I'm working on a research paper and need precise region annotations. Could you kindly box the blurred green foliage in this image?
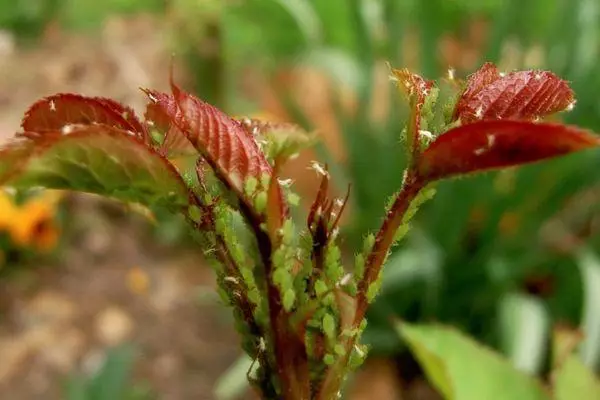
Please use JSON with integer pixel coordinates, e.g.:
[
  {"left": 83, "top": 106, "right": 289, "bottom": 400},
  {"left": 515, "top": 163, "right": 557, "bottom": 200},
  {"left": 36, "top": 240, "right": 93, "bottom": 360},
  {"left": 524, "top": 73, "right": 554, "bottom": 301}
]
[
  {"left": 0, "top": 0, "right": 164, "bottom": 42},
  {"left": 64, "top": 344, "right": 154, "bottom": 400},
  {"left": 0, "top": 0, "right": 61, "bottom": 40}
]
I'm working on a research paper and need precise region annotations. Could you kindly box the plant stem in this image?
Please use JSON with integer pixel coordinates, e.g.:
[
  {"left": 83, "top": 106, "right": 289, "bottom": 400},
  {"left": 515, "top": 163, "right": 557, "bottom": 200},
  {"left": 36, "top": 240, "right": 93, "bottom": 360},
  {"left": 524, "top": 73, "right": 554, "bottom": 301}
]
[
  {"left": 316, "top": 172, "right": 424, "bottom": 400},
  {"left": 355, "top": 172, "right": 424, "bottom": 322}
]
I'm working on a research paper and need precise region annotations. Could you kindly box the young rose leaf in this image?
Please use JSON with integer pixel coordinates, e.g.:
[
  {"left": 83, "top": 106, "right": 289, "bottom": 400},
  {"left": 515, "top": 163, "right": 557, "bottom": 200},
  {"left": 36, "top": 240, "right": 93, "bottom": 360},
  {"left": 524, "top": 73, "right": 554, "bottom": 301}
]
[
  {"left": 417, "top": 120, "right": 599, "bottom": 182},
  {"left": 238, "top": 117, "right": 315, "bottom": 163},
  {"left": 0, "top": 124, "right": 189, "bottom": 209},
  {"left": 391, "top": 67, "right": 435, "bottom": 162},
  {"left": 142, "top": 89, "right": 197, "bottom": 158},
  {"left": 452, "top": 62, "right": 501, "bottom": 121},
  {"left": 143, "top": 89, "right": 175, "bottom": 134},
  {"left": 454, "top": 66, "right": 574, "bottom": 124},
  {"left": 147, "top": 82, "right": 286, "bottom": 220},
  {"left": 22, "top": 94, "right": 147, "bottom": 140}
]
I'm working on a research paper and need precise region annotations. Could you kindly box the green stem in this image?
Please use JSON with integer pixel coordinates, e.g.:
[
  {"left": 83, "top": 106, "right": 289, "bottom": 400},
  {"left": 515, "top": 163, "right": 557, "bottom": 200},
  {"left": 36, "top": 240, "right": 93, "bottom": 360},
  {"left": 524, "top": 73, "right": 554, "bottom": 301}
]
[{"left": 356, "top": 172, "right": 424, "bottom": 322}]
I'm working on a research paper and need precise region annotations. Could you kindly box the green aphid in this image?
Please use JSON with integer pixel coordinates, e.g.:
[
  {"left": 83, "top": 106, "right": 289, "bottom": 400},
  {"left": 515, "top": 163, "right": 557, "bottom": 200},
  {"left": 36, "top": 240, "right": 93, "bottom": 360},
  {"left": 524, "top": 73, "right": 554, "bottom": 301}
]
[
  {"left": 322, "top": 313, "right": 336, "bottom": 340},
  {"left": 272, "top": 268, "right": 292, "bottom": 291},
  {"left": 348, "top": 344, "right": 368, "bottom": 370},
  {"left": 287, "top": 192, "right": 300, "bottom": 206},
  {"left": 188, "top": 205, "right": 203, "bottom": 223},
  {"left": 282, "top": 289, "right": 296, "bottom": 311},
  {"left": 334, "top": 343, "right": 346, "bottom": 357},
  {"left": 366, "top": 276, "right": 382, "bottom": 303},
  {"left": 323, "top": 353, "right": 335, "bottom": 365},
  {"left": 354, "top": 253, "right": 365, "bottom": 280},
  {"left": 254, "top": 191, "right": 267, "bottom": 213},
  {"left": 314, "top": 279, "right": 328, "bottom": 297},
  {"left": 244, "top": 177, "right": 258, "bottom": 197}
]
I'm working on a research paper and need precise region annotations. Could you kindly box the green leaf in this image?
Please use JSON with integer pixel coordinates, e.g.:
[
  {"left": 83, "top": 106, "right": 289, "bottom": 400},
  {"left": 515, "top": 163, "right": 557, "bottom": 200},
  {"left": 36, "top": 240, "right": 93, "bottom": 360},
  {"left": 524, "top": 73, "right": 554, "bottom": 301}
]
[
  {"left": 272, "top": 0, "right": 321, "bottom": 45},
  {"left": 0, "top": 125, "right": 189, "bottom": 210},
  {"left": 299, "top": 48, "right": 363, "bottom": 91},
  {"left": 553, "top": 354, "right": 600, "bottom": 400},
  {"left": 397, "top": 322, "right": 550, "bottom": 400},
  {"left": 63, "top": 373, "right": 89, "bottom": 400},
  {"left": 89, "top": 344, "right": 138, "bottom": 400},
  {"left": 214, "top": 354, "right": 253, "bottom": 400}
]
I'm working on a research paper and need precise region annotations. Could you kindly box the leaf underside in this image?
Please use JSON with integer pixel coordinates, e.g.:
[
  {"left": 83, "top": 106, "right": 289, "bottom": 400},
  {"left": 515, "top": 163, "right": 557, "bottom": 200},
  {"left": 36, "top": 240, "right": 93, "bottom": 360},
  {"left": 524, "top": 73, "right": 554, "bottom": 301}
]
[
  {"left": 0, "top": 125, "right": 189, "bottom": 209},
  {"left": 417, "top": 120, "right": 599, "bottom": 181}
]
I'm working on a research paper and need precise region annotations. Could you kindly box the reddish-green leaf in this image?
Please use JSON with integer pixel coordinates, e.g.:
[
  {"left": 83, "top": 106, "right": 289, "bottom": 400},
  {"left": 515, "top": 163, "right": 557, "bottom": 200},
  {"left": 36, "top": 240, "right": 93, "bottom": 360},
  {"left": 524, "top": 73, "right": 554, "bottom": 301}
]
[
  {"left": 21, "top": 94, "right": 147, "bottom": 139},
  {"left": 173, "top": 84, "right": 272, "bottom": 182},
  {"left": 146, "top": 82, "right": 285, "bottom": 219},
  {"left": 142, "top": 89, "right": 196, "bottom": 158},
  {"left": 454, "top": 65, "right": 574, "bottom": 124},
  {"left": 417, "top": 120, "right": 599, "bottom": 181},
  {"left": 0, "top": 124, "right": 189, "bottom": 209}
]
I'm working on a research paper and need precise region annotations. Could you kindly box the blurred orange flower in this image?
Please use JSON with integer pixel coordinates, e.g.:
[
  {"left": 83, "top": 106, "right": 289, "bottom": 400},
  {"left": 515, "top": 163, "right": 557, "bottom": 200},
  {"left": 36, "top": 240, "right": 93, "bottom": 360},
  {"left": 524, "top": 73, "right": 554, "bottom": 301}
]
[{"left": 7, "top": 190, "right": 63, "bottom": 252}]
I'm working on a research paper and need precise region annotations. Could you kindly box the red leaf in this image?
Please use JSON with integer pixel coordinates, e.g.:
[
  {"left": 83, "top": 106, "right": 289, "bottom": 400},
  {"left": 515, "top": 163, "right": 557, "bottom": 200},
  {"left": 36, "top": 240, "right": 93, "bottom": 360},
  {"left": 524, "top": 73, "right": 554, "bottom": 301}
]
[
  {"left": 146, "top": 81, "right": 286, "bottom": 218},
  {"left": 142, "top": 89, "right": 198, "bottom": 158},
  {"left": 454, "top": 66, "right": 574, "bottom": 123},
  {"left": 21, "top": 94, "right": 147, "bottom": 139},
  {"left": 452, "top": 62, "right": 501, "bottom": 120},
  {"left": 417, "top": 120, "right": 599, "bottom": 181}
]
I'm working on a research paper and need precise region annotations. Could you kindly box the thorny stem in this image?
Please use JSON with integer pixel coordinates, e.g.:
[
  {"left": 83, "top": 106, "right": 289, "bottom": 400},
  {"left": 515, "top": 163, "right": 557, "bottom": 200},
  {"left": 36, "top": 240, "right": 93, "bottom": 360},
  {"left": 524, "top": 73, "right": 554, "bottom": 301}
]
[
  {"left": 316, "top": 171, "right": 425, "bottom": 400},
  {"left": 355, "top": 171, "right": 424, "bottom": 322}
]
